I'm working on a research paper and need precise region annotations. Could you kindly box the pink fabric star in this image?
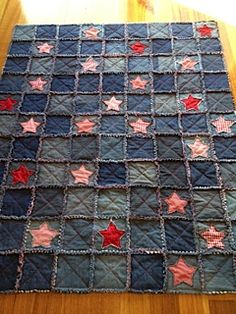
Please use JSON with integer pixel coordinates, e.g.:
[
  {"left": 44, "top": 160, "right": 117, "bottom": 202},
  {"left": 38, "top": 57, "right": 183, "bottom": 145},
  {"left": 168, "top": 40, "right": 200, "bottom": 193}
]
[
  {"left": 200, "top": 225, "right": 225, "bottom": 249},
  {"left": 211, "top": 116, "right": 235, "bottom": 133},
  {"left": 103, "top": 96, "right": 123, "bottom": 111},
  {"left": 71, "top": 165, "right": 93, "bottom": 184},
  {"left": 75, "top": 119, "right": 95, "bottom": 133},
  {"left": 81, "top": 57, "right": 99, "bottom": 72},
  {"left": 169, "top": 257, "right": 196, "bottom": 286},
  {"left": 29, "top": 77, "right": 47, "bottom": 91},
  {"left": 130, "top": 75, "right": 148, "bottom": 90},
  {"left": 164, "top": 192, "right": 188, "bottom": 214},
  {"left": 188, "top": 138, "right": 209, "bottom": 158},
  {"left": 37, "top": 42, "right": 54, "bottom": 53},
  {"left": 20, "top": 117, "right": 41, "bottom": 133},
  {"left": 84, "top": 26, "right": 100, "bottom": 39},
  {"left": 178, "top": 57, "right": 198, "bottom": 70},
  {"left": 29, "top": 222, "right": 59, "bottom": 247},
  {"left": 129, "top": 118, "right": 150, "bottom": 134}
]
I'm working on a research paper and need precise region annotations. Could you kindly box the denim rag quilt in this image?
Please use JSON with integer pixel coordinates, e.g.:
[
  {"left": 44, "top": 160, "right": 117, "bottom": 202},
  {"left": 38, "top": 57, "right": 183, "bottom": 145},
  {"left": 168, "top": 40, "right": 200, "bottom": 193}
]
[{"left": 0, "top": 21, "right": 236, "bottom": 294}]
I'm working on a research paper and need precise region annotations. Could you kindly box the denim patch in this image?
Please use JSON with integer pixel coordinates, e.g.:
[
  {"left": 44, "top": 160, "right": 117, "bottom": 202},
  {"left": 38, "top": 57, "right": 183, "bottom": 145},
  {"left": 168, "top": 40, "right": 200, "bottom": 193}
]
[
  {"left": 160, "top": 161, "right": 187, "bottom": 187},
  {"left": 20, "top": 94, "right": 48, "bottom": 112},
  {"left": 152, "top": 39, "right": 172, "bottom": 53},
  {"left": 190, "top": 161, "right": 218, "bottom": 187},
  {"left": 204, "top": 74, "right": 229, "bottom": 90},
  {"left": 149, "top": 23, "right": 170, "bottom": 38},
  {"left": 156, "top": 135, "right": 183, "bottom": 159},
  {"left": 0, "top": 74, "right": 25, "bottom": 92},
  {"left": 100, "top": 136, "right": 124, "bottom": 160},
  {"left": 177, "top": 74, "right": 202, "bottom": 92},
  {"left": 128, "top": 57, "right": 151, "bottom": 72},
  {"left": 97, "top": 188, "right": 127, "bottom": 216},
  {"left": 44, "top": 116, "right": 71, "bottom": 135},
  {"left": 36, "top": 25, "right": 57, "bottom": 39},
  {"left": 130, "top": 187, "right": 159, "bottom": 216},
  {"left": 206, "top": 92, "right": 234, "bottom": 113},
  {"left": 199, "top": 39, "right": 221, "bottom": 53},
  {"left": 214, "top": 137, "right": 236, "bottom": 159},
  {"left": 0, "top": 137, "right": 12, "bottom": 158},
  {"left": 104, "top": 57, "right": 126, "bottom": 73},
  {"left": 75, "top": 94, "right": 99, "bottom": 113},
  {"left": 155, "top": 116, "right": 179, "bottom": 134},
  {"left": 181, "top": 114, "right": 208, "bottom": 133},
  {"left": 173, "top": 39, "right": 197, "bottom": 54},
  {"left": 100, "top": 116, "right": 125, "bottom": 134},
  {"left": 0, "top": 254, "right": 18, "bottom": 291},
  {"left": 78, "top": 74, "right": 100, "bottom": 92},
  {"left": 9, "top": 42, "right": 32, "bottom": 56},
  {"left": 105, "top": 41, "right": 126, "bottom": 54},
  {"left": 51, "top": 75, "right": 75, "bottom": 92},
  {"left": 171, "top": 23, "right": 193, "bottom": 38},
  {"left": 13, "top": 25, "right": 35, "bottom": 41},
  {"left": 81, "top": 41, "right": 102, "bottom": 55},
  {"left": 65, "top": 187, "right": 95, "bottom": 216},
  {"left": 153, "top": 74, "right": 175, "bottom": 91},
  {"left": 127, "top": 23, "right": 147, "bottom": 38},
  {"left": 1, "top": 189, "right": 32, "bottom": 216},
  {"left": 58, "top": 25, "right": 80, "bottom": 39},
  {"left": 12, "top": 136, "right": 39, "bottom": 160},
  {"left": 128, "top": 162, "right": 158, "bottom": 186},
  {"left": 131, "top": 254, "right": 164, "bottom": 290},
  {"left": 4, "top": 57, "right": 29, "bottom": 73},
  {"left": 71, "top": 136, "right": 98, "bottom": 161},
  {"left": 127, "top": 95, "right": 151, "bottom": 112},
  {"left": 201, "top": 54, "right": 225, "bottom": 72},
  {"left": 0, "top": 220, "right": 25, "bottom": 250},
  {"left": 40, "top": 137, "right": 70, "bottom": 160},
  {"left": 30, "top": 57, "right": 54, "bottom": 74},
  {"left": 103, "top": 74, "right": 124, "bottom": 92},
  {"left": 127, "top": 137, "right": 154, "bottom": 159},
  {"left": 104, "top": 24, "right": 125, "bottom": 39},
  {"left": 54, "top": 57, "right": 77, "bottom": 74},
  {"left": 98, "top": 163, "right": 126, "bottom": 185},
  {"left": 57, "top": 40, "right": 78, "bottom": 55}
]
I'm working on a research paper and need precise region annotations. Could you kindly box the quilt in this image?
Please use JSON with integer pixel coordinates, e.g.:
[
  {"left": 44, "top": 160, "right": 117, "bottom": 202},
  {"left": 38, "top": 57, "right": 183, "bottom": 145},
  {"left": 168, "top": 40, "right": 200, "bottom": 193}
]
[{"left": 0, "top": 22, "right": 236, "bottom": 294}]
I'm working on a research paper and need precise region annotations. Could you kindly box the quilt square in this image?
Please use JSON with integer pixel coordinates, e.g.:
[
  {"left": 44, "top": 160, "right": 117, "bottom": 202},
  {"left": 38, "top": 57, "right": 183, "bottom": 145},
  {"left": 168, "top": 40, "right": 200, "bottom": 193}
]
[
  {"left": 0, "top": 22, "right": 235, "bottom": 294},
  {"left": 56, "top": 254, "right": 91, "bottom": 290},
  {"left": 131, "top": 254, "right": 164, "bottom": 291}
]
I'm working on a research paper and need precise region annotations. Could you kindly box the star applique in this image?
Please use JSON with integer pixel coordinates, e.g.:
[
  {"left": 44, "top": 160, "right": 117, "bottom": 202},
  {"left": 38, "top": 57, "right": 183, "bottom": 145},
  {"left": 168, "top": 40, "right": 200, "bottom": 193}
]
[
  {"left": 98, "top": 221, "right": 125, "bottom": 249},
  {"left": 164, "top": 192, "right": 188, "bottom": 214},
  {"left": 197, "top": 24, "right": 214, "bottom": 37},
  {"left": 81, "top": 57, "right": 99, "bottom": 72},
  {"left": 84, "top": 26, "right": 100, "bottom": 39},
  {"left": 188, "top": 137, "right": 209, "bottom": 158},
  {"left": 103, "top": 96, "right": 123, "bottom": 111},
  {"left": 11, "top": 165, "right": 34, "bottom": 185},
  {"left": 0, "top": 97, "right": 17, "bottom": 111},
  {"left": 71, "top": 165, "right": 93, "bottom": 184},
  {"left": 211, "top": 116, "right": 235, "bottom": 133},
  {"left": 181, "top": 95, "right": 202, "bottom": 111},
  {"left": 130, "top": 75, "right": 148, "bottom": 90},
  {"left": 129, "top": 118, "right": 150, "bottom": 134},
  {"left": 29, "top": 77, "right": 47, "bottom": 91},
  {"left": 178, "top": 57, "right": 198, "bottom": 71},
  {"left": 75, "top": 118, "right": 96, "bottom": 133},
  {"left": 29, "top": 222, "right": 59, "bottom": 247},
  {"left": 37, "top": 42, "right": 54, "bottom": 53},
  {"left": 130, "top": 41, "right": 148, "bottom": 54},
  {"left": 200, "top": 225, "right": 225, "bottom": 249},
  {"left": 169, "top": 257, "right": 197, "bottom": 286},
  {"left": 20, "top": 117, "right": 41, "bottom": 133}
]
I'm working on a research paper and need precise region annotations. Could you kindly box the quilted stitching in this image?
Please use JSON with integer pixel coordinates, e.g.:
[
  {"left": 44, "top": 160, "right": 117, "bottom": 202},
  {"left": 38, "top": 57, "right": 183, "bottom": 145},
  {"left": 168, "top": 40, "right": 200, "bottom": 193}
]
[{"left": 0, "top": 22, "right": 235, "bottom": 294}]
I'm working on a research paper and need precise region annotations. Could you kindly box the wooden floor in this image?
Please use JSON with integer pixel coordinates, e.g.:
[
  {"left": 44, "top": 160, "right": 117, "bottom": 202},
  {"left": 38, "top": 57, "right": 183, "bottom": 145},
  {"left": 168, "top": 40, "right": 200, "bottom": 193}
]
[{"left": 0, "top": 0, "right": 236, "bottom": 313}]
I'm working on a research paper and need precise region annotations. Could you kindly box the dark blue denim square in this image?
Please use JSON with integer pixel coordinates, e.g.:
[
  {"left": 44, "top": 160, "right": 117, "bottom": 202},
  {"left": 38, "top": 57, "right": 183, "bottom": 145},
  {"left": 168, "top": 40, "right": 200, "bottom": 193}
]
[
  {"left": 54, "top": 57, "right": 77, "bottom": 74},
  {"left": 153, "top": 74, "right": 175, "bottom": 91},
  {"left": 0, "top": 161, "right": 6, "bottom": 184},
  {"left": 4, "top": 57, "right": 29, "bottom": 73},
  {"left": 127, "top": 24, "right": 148, "bottom": 38},
  {"left": 131, "top": 254, "right": 164, "bottom": 290},
  {"left": 200, "top": 39, "right": 221, "bottom": 53},
  {"left": 103, "top": 74, "right": 124, "bottom": 92},
  {"left": 127, "top": 137, "right": 154, "bottom": 159},
  {"left": 81, "top": 41, "right": 102, "bottom": 55},
  {"left": 190, "top": 161, "right": 218, "bottom": 187},
  {"left": 20, "top": 94, "right": 48, "bottom": 112},
  {"left": 165, "top": 219, "right": 195, "bottom": 251},
  {"left": 160, "top": 161, "right": 187, "bottom": 187},
  {"left": 1, "top": 189, "right": 32, "bottom": 216},
  {"left": 71, "top": 135, "right": 98, "bottom": 161},
  {"left": 98, "top": 162, "right": 126, "bottom": 185},
  {"left": 51, "top": 75, "right": 75, "bottom": 92},
  {"left": 204, "top": 74, "right": 229, "bottom": 90},
  {"left": 9, "top": 42, "right": 32, "bottom": 56},
  {"left": 45, "top": 116, "right": 71, "bottom": 135},
  {"left": 57, "top": 40, "right": 78, "bottom": 55},
  {"left": 0, "top": 220, "right": 25, "bottom": 250},
  {"left": 100, "top": 116, "right": 125, "bottom": 134},
  {"left": 20, "top": 254, "right": 53, "bottom": 290},
  {"left": 214, "top": 137, "right": 236, "bottom": 159},
  {"left": 0, "top": 137, "right": 11, "bottom": 158},
  {"left": 201, "top": 55, "right": 225, "bottom": 72},
  {"left": 36, "top": 25, "right": 57, "bottom": 39},
  {"left": 152, "top": 39, "right": 172, "bottom": 53},
  {"left": 156, "top": 135, "right": 183, "bottom": 159},
  {"left": 32, "top": 188, "right": 64, "bottom": 217},
  {"left": 78, "top": 74, "right": 100, "bottom": 92},
  {"left": 58, "top": 25, "right": 80, "bottom": 38},
  {"left": 0, "top": 255, "right": 18, "bottom": 291},
  {"left": 104, "top": 24, "right": 125, "bottom": 39},
  {"left": 127, "top": 95, "right": 151, "bottom": 112},
  {"left": 75, "top": 94, "right": 99, "bottom": 113},
  {"left": 181, "top": 114, "right": 208, "bottom": 133},
  {"left": 155, "top": 116, "right": 179, "bottom": 133},
  {"left": 0, "top": 74, "right": 24, "bottom": 92},
  {"left": 12, "top": 137, "right": 40, "bottom": 160},
  {"left": 171, "top": 23, "right": 193, "bottom": 38}
]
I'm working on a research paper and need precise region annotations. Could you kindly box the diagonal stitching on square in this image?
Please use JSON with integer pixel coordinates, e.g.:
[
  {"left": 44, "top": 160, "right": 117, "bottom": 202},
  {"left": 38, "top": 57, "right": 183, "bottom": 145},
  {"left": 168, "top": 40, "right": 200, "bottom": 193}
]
[
  {"left": 94, "top": 256, "right": 126, "bottom": 288},
  {"left": 40, "top": 138, "right": 70, "bottom": 159},
  {"left": 37, "top": 164, "right": 66, "bottom": 185},
  {"left": 129, "top": 162, "right": 157, "bottom": 185},
  {"left": 131, "top": 220, "right": 162, "bottom": 248},
  {"left": 34, "top": 189, "right": 63, "bottom": 213},
  {"left": 66, "top": 188, "right": 95, "bottom": 214},
  {"left": 63, "top": 220, "right": 92, "bottom": 249},
  {"left": 165, "top": 220, "right": 195, "bottom": 250}
]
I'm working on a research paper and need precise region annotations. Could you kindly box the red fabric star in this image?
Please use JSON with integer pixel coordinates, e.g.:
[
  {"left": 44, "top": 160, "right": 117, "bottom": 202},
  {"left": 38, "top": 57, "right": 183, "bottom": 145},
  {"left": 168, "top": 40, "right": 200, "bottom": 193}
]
[
  {"left": 200, "top": 225, "right": 225, "bottom": 249},
  {"left": 99, "top": 221, "right": 125, "bottom": 249},
  {"left": 181, "top": 95, "right": 202, "bottom": 111},
  {"left": 197, "top": 24, "right": 213, "bottom": 37},
  {"left": 11, "top": 165, "right": 34, "bottom": 185},
  {"left": 130, "top": 41, "right": 148, "bottom": 54},
  {"left": 169, "top": 257, "right": 197, "bottom": 286},
  {"left": 0, "top": 97, "right": 17, "bottom": 111},
  {"left": 164, "top": 192, "right": 188, "bottom": 214}
]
